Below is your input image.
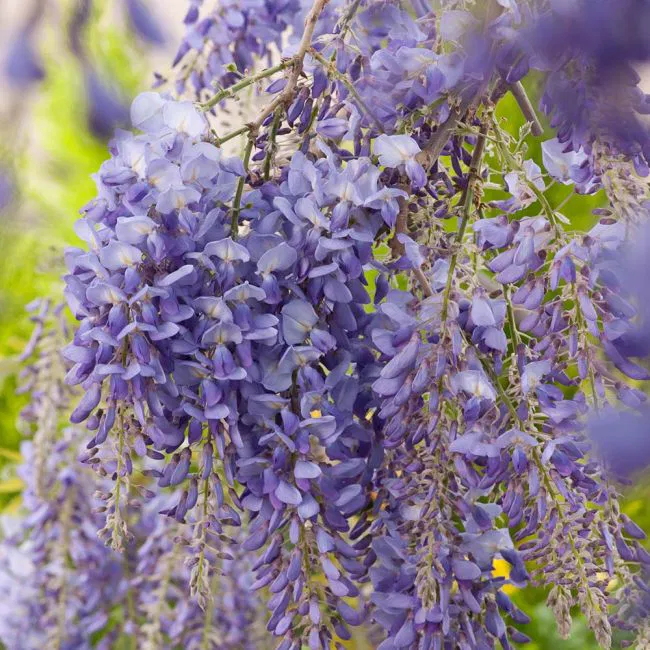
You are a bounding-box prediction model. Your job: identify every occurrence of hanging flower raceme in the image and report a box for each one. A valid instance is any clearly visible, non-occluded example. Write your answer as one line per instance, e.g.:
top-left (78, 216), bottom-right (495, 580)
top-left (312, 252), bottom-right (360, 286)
top-left (4, 1), bottom-right (650, 649)
top-left (62, 78), bottom-right (407, 643)
top-left (170, 0), bottom-right (323, 98)
top-left (0, 306), bottom-right (273, 650)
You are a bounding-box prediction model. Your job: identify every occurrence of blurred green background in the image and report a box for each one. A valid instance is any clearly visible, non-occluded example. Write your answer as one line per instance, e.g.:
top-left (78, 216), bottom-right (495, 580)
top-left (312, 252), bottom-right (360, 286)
top-left (0, 4), bottom-right (646, 649)
top-left (0, 2), bottom-right (151, 510)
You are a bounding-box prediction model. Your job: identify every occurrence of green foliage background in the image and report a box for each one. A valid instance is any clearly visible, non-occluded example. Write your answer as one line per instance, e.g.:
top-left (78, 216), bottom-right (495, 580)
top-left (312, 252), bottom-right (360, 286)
top-left (0, 10), bottom-right (646, 648)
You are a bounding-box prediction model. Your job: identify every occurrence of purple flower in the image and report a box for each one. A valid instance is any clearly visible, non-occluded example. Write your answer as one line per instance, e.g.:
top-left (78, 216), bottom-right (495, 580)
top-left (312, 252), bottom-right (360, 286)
top-left (374, 134), bottom-right (427, 188)
top-left (521, 360), bottom-right (552, 395)
top-left (18, 2), bottom-right (650, 647)
top-left (451, 370), bottom-right (497, 401)
top-left (125, 0), bottom-right (166, 45)
top-left (589, 408), bottom-right (650, 478)
top-left (85, 70), bottom-right (130, 139)
top-left (494, 160), bottom-right (545, 213)
top-left (0, 169), bottom-right (14, 212)
top-left (542, 138), bottom-right (596, 190)
top-left (4, 34), bottom-right (45, 87)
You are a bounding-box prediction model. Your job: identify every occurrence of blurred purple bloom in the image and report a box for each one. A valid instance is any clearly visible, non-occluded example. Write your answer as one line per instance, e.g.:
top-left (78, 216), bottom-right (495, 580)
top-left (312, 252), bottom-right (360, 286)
top-left (125, 0), bottom-right (166, 45)
top-left (4, 35), bottom-right (45, 87)
top-left (374, 134), bottom-right (426, 188)
top-left (0, 169), bottom-right (14, 212)
top-left (589, 408), bottom-right (650, 478)
top-left (86, 71), bottom-right (130, 139)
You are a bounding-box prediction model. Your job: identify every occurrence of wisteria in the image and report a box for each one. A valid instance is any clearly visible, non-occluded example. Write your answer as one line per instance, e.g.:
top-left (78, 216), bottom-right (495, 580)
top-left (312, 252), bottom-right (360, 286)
top-left (3, 0), bottom-right (650, 648)
top-left (0, 303), bottom-right (268, 649)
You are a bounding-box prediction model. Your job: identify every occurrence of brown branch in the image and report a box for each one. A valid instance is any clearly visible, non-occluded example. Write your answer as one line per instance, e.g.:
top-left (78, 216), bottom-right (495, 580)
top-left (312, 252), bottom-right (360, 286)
top-left (390, 96), bottom-right (475, 258)
top-left (415, 106), bottom-right (462, 171)
top-left (389, 184), bottom-right (411, 258)
top-left (389, 94), bottom-right (477, 257)
top-left (461, 122), bottom-right (489, 204)
top-left (414, 0), bottom-right (506, 172)
top-left (415, 90), bottom-right (482, 173)
top-left (406, 122), bottom-right (489, 300)
top-left (389, 195), bottom-right (434, 297)
top-left (508, 81), bottom-right (543, 137)
top-left (413, 267), bottom-right (433, 297)
top-left (247, 0), bottom-right (331, 134)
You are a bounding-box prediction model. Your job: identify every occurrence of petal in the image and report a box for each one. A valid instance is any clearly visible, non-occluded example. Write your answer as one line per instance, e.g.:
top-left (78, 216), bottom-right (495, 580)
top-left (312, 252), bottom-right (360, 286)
top-left (374, 134), bottom-right (421, 167)
top-left (282, 300), bottom-right (318, 344)
top-left (130, 91), bottom-right (166, 132)
top-left (471, 297), bottom-right (497, 327)
top-left (257, 242), bottom-right (297, 274)
top-left (380, 337), bottom-right (419, 379)
top-left (294, 460), bottom-right (322, 479)
top-left (70, 383), bottom-right (102, 423)
top-left (298, 493), bottom-right (320, 519)
top-left (99, 240), bottom-right (143, 270)
top-left (452, 558), bottom-right (482, 581)
top-left (162, 100), bottom-right (208, 138)
top-left (115, 215), bottom-right (157, 244)
top-left (156, 264), bottom-right (195, 287)
top-left (202, 322), bottom-right (243, 345)
top-left (203, 237), bottom-right (250, 262)
top-left (223, 282), bottom-right (266, 302)
top-left (300, 416), bottom-right (337, 442)
top-left (405, 158), bottom-right (426, 188)
top-left (276, 480), bottom-right (303, 505)
top-left (86, 282), bottom-right (127, 305)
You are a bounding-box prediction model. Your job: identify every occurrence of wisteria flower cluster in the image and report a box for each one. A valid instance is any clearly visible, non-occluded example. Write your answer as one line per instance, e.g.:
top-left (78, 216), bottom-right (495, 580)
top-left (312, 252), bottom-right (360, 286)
top-left (1, 301), bottom-right (268, 649)
top-left (3, 0), bottom-right (650, 649)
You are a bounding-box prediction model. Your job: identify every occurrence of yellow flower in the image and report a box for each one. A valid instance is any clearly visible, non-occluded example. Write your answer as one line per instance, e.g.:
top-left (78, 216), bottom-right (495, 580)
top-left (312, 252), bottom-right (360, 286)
top-left (492, 559), bottom-right (518, 595)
